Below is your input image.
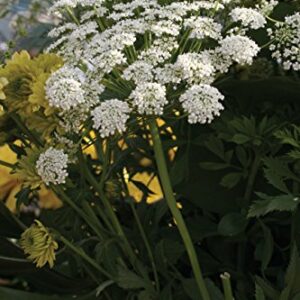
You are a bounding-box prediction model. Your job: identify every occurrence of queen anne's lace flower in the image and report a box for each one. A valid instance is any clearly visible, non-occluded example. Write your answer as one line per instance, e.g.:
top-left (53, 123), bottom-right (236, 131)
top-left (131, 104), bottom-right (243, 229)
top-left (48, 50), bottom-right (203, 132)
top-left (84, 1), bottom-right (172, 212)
top-left (219, 35), bottom-right (260, 65)
top-left (230, 8), bottom-right (266, 29)
top-left (91, 99), bottom-right (131, 138)
top-left (36, 147), bottom-right (69, 185)
top-left (268, 12), bottom-right (300, 71)
top-left (46, 66), bottom-right (86, 111)
top-left (179, 85), bottom-right (224, 124)
top-left (45, 0), bottom-right (274, 132)
top-left (184, 16), bottom-right (222, 40)
top-left (129, 83), bottom-right (167, 115)
top-left (175, 53), bottom-right (216, 85)
top-left (123, 61), bottom-right (154, 84)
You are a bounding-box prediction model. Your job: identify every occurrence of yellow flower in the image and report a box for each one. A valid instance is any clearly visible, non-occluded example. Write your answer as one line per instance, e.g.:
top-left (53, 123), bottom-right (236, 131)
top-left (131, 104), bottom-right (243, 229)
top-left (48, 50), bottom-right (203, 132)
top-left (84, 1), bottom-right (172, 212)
top-left (20, 220), bottom-right (58, 268)
top-left (0, 51), bottom-right (63, 137)
top-left (0, 77), bottom-right (9, 100)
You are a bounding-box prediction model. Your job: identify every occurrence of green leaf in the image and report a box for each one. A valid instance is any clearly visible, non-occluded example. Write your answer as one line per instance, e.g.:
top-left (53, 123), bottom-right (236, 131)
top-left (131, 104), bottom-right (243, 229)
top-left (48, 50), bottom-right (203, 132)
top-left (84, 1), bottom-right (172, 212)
top-left (259, 222), bottom-right (274, 271)
top-left (236, 146), bottom-right (248, 167)
top-left (255, 276), bottom-right (280, 300)
top-left (204, 137), bottom-right (225, 160)
top-left (182, 278), bottom-right (224, 300)
top-left (255, 283), bottom-right (266, 300)
top-left (263, 157), bottom-right (296, 193)
top-left (199, 162), bottom-right (229, 171)
top-left (218, 213), bottom-right (248, 237)
top-left (138, 290), bottom-right (154, 300)
top-left (220, 173), bottom-right (242, 189)
top-left (116, 267), bottom-right (149, 290)
top-left (231, 134), bottom-right (251, 144)
top-left (281, 246), bottom-right (300, 299)
top-left (248, 194), bottom-right (299, 218)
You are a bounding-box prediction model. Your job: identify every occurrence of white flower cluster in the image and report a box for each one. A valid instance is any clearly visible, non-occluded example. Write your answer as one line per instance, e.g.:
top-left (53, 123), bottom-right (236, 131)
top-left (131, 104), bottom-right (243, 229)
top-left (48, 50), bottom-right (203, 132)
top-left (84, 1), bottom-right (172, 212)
top-left (46, 0), bottom-right (268, 134)
top-left (230, 8), bottom-right (266, 30)
top-left (129, 83), bottom-right (167, 115)
top-left (184, 16), bottom-right (222, 40)
top-left (36, 147), bottom-right (69, 185)
top-left (268, 12), bottom-right (300, 71)
top-left (46, 66), bottom-right (86, 111)
top-left (219, 35), bottom-right (260, 65)
top-left (179, 85), bottom-right (224, 124)
top-left (91, 100), bottom-right (131, 138)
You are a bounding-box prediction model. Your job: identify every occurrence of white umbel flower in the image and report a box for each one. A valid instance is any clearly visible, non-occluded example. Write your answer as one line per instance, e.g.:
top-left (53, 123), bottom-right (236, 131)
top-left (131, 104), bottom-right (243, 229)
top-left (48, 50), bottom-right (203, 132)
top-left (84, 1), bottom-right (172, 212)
top-left (230, 8), bottom-right (266, 29)
top-left (268, 12), bottom-right (300, 71)
top-left (219, 35), bottom-right (260, 65)
top-left (176, 52), bottom-right (215, 84)
top-left (91, 99), bottom-right (131, 138)
top-left (184, 16), bottom-right (222, 40)
top-left (123, 61), bottom-right (154, 84)
top-left (46, 66), bottom-right (86, 111)
top-left (179, 84), bottom-right (224, 124)
top-left (129, 83), bottom-right (167, 115)
top-left (36, 148), bottom-right (69, 185)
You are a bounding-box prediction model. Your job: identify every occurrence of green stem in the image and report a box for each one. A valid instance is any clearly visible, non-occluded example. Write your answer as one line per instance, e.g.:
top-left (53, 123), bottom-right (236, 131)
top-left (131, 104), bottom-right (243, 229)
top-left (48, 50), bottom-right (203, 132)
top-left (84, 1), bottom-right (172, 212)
top-left (129, 201), bottom-right (160, 292)
top-left (58, 233), bottom-right (112, 278)
top-left (221, 273), bottom-right (234, 300)
top-left (79, 153), bottom-right (137, 264)
top-left (148, 119), bottom-right (210, 300)
top-left (65, 6), bottom-right (80, 25)
top-left (244, 151), bottom-right (261, 207)
top-left (52, 186), bottom-right (103, 240)
top-left (0, 160), bottom-right (15, 169)
top-left (10, 113), bottom-right (43, 147)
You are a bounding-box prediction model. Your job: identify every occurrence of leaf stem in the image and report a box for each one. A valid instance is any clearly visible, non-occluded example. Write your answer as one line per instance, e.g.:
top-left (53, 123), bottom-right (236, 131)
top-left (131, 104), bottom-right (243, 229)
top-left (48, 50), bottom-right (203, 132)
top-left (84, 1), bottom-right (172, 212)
top-left (0, 160), bottom-right (15, 169)
top-left (148, 118), bottom-right (210, 300)
top-left (57, 233), bottom-right (112, 278)
top-left (129, 201), bottom-right (160, 292)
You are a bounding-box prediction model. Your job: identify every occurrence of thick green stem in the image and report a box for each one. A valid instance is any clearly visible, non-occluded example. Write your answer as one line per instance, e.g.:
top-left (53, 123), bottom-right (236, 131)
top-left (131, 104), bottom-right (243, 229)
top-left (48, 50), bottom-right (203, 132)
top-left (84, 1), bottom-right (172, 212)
top-left (148, 119), bottom-right (210, 300)
top-left (221, 273), bottom-right (234, 300)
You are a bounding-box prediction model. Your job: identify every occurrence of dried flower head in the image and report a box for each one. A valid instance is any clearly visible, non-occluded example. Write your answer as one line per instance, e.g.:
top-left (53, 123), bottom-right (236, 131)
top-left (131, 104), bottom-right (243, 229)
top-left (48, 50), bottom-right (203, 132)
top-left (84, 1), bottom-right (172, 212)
top-left (20, 220), bottom-right (58, 268)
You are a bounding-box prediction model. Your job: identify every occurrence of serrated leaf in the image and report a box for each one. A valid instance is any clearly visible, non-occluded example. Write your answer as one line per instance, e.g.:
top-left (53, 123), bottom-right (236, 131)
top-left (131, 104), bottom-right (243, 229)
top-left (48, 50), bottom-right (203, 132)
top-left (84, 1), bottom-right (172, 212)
top-left (255, 276), bottom-right (280, 300)
top-left (263, 157), bottom-right (296, 193)
top-left (218, 212), bottom-right (248, 237)
top-left (248, 194), bottom-right (299, 218)
top-left (220, 172), bottom-right (242, 189)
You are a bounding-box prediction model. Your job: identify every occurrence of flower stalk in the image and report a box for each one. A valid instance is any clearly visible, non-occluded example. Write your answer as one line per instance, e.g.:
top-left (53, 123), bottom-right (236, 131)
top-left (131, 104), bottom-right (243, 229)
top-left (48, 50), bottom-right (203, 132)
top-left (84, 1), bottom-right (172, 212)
top-left (148, 118), bottom-right (210, 300)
